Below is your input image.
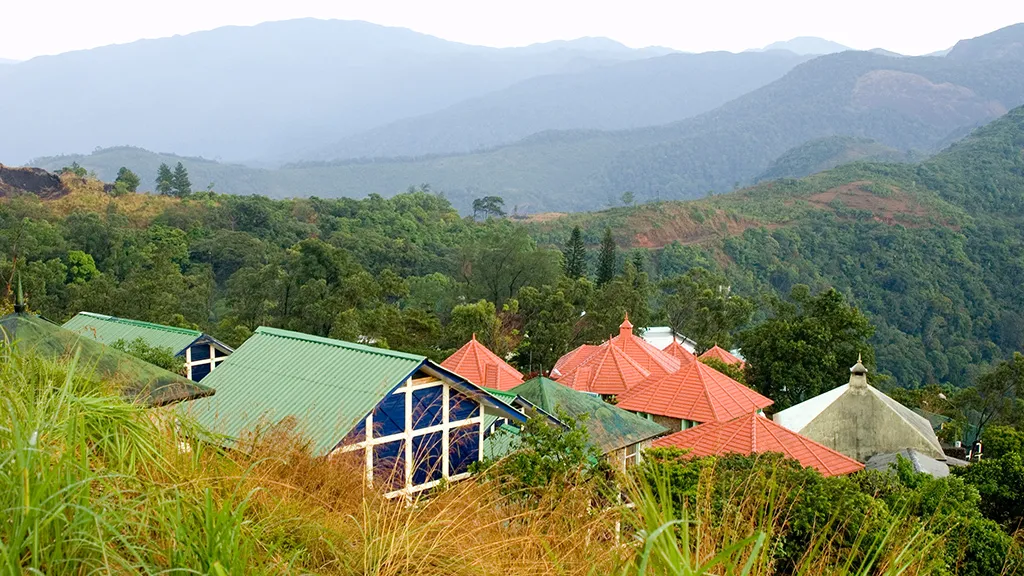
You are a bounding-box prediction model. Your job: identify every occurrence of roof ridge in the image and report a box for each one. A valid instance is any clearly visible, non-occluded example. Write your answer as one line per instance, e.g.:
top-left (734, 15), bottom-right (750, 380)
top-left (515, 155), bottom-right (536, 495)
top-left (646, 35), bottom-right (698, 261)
top-left (255, 326), bottom-right (426, 361)
top-left (76, 312), bottom-right (203, 337)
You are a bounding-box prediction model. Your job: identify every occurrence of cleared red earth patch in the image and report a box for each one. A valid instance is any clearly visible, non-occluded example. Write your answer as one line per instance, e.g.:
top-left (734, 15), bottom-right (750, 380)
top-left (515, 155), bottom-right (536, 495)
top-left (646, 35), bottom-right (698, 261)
top-left (805, 181), bottom-right (940, 226)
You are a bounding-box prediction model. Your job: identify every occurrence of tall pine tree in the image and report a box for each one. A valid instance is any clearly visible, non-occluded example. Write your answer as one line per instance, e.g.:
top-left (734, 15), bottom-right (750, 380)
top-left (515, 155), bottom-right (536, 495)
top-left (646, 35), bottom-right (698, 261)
top-left (563, 226), bottom-right (587, 279)
top-left (171, 162), bottom-right (192, 197)
top-left (596, 227), bottom-right (617, 286)
top-left (155, 163), bottom-right (173, 195)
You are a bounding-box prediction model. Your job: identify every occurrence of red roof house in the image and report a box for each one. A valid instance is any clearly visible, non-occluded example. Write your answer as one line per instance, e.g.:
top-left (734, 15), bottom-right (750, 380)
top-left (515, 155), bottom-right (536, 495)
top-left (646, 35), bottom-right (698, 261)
top-left (662, 340), bottom-right (697, 364)
top-left (607, 316), bottom-right (680, 378)
top-left (616, 360), bottom-right (772, 431)
top-left (556, 343), bottom-right (651, 396)
top-left (652, 412), bottom-right (864, 477)
top-left (441, 334), bottom-right (524, 391)
top-left (700, 345), bottom-right (744, 368)
top-left (552, 343), bottom-right (605, 378)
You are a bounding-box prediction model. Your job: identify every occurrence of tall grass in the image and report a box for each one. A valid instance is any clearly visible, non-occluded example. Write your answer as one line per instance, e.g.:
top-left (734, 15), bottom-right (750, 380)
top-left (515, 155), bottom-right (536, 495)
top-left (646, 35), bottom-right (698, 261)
top-left (0, 348), bottom-right (985, 574)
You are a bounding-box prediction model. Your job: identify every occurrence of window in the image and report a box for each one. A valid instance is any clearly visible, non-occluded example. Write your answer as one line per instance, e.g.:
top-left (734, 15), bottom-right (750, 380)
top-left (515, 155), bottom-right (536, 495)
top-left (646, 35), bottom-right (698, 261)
top-left (411, 432), bottom-right (443, 485)
top-left (214, 347), bottom-right (230, 358)
top-left (373, 393), bottom-right (406, 437)
top-left (190, 344), bottom-right (211, 361)
top-left (373, 440), bottom-right (405, 490)
top-left (449, 389), bottom-right (479, 421)
top-left (624, 443), bottom-right (641, 468)
top-left (191, 363), bottom-right (212, 382)
top-left (411, 386), bottom-right (443, 430)
top-left (449, 424), bottom-right (480, 476)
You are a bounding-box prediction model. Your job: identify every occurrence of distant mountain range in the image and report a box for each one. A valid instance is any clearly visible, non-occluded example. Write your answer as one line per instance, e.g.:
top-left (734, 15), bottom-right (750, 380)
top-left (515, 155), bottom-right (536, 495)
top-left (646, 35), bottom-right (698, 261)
top-left (302, 50), bottom-right (814, 162)
top-left (757, 37), bottom-right (851, 55)
top-left (0, 19), bottom-right (668, 164)
top-left (0, 58), bottom-right (18, 64)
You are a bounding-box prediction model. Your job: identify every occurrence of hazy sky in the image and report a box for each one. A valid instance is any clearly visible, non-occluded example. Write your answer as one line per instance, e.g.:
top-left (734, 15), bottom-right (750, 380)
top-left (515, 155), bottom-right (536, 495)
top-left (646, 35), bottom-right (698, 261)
top-left (3, 0), bottom-right (1023, 61)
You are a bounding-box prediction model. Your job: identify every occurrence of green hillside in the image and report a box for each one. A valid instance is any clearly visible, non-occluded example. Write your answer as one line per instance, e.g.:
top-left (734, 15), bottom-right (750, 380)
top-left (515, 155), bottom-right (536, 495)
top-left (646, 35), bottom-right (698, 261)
top-left (755, 136), bottom-right (920, 181)
top-left (530, 105), bottom-right (1024, 386)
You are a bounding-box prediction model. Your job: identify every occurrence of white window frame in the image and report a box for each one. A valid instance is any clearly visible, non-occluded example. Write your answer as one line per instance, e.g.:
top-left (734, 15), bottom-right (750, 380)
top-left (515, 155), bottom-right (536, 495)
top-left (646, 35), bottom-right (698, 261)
top-left (184, 342), bottom-right (232, 381)
top-left (335, 374), bottom-right (486, 498)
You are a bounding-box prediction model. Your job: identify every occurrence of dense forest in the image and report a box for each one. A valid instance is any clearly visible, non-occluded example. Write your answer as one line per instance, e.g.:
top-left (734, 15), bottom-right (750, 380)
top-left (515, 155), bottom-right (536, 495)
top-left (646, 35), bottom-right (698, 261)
top-left (4, 106), bottom-right (1024, 402)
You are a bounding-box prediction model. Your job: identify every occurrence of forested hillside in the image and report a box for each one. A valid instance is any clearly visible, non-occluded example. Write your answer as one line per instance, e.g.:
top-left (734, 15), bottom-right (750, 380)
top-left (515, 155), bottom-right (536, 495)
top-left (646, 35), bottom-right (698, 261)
top-left (7, 105), bottom-right (1024, 392)
top-left (32, 24), bottom-right (1024, 213)
top-left (754, 136), bottom-right (920, 181)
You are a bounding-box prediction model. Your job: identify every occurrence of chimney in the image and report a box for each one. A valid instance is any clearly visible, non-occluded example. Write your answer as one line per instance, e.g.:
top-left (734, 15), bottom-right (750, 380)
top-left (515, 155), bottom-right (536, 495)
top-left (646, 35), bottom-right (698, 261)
top-left (849, 353), bottom-right (868, 388)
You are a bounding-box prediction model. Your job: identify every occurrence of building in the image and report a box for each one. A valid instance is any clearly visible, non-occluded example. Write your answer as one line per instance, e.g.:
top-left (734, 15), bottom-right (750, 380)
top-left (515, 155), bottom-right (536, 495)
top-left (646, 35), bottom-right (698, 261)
top-left (616, 359), bottom-right (773, 431)
top-left (640, 326), bottom-right (697, 353)
top-left (553, 317), bottom-right (680, 380)
top-left (183, 326), bottom-right (527, 497)
top-left (652, 412), bottom-right (864, 477)
top-left (864, 449), bottom-right (969, 478)
top-left (509, 377), bottom-right (667, 470)
top-left (699, 345), bottom-right (744, 368)
top-left (63, 312), bottom-right (233, 382)
top-left (661, 340), bottom-right (697, 364)
top-left (773, 358), bottom-right (945, 462)
top-left (556, 342), bottom-right (651, 399)
top-left (1, 303), bottom-right (211, 406)
top-left (441, 334), bottom-right (524, 391)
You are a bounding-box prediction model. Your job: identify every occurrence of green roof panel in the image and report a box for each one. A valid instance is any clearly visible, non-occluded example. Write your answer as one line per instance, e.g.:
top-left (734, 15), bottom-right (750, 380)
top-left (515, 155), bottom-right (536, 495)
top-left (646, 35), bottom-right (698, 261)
top-left (182, 326), bottom-right (426, 456)
top-left (0, 313), bottom-right (212, 406)
top-left (510, 377), bottom-right (667, 454)
top-left (63, 312), bottom-right (203, 354)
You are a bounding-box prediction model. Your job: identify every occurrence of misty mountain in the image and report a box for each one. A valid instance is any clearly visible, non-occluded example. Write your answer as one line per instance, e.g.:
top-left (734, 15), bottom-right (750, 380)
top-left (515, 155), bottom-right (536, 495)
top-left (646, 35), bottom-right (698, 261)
top-left (0, 18), bottom-right (660, 165)
top-left (947, 23), bottom-right (1024, 61)
top-left (759, 37), bottom-right (850, 55)
top-left (306, 50), bottom-right (814, 161)
top-left (0, 58), bottom-right (18, 64)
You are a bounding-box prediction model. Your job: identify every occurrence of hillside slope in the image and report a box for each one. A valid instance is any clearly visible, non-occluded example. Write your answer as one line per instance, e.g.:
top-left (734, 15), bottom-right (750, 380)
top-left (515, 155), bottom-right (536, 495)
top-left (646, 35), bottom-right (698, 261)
top-left (0, 19), bottom-right (657, 164)
top-left (530, 106), bottom-right (1024, 386)
top-left (306, 50), bottom-right (813, 161)
top-left (754, 136), bottom-right (919, 181)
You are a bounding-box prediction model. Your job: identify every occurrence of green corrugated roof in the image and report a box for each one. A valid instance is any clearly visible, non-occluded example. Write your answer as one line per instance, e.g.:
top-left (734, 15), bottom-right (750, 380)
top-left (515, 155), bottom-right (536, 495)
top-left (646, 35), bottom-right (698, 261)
top-left (483, 424), bottom-right (522, 460)
top-left (0, 313), bottom-right (212, 406)
top-left (182, 326), bottom-right (428, 456)
top-left (510, 377), bottom-right (667, 454)
top-left (62, 312), bottom-right (203, 354)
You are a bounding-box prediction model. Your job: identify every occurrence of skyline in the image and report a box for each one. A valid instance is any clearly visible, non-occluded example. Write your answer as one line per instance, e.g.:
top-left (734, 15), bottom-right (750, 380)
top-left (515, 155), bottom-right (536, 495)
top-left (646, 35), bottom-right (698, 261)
top-left (2, 1), bottom-right (1023, 61)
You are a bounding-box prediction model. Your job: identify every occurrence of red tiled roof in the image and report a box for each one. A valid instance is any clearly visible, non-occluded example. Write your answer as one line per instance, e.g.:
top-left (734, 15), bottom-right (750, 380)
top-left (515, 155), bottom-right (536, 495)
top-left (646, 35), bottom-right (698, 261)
top-left (441, 335), bottom-right (524, 391)
top-left (552, 343), bottom-right (605, 378)
top-left (607, 315), bottom-right (680, 377)
top-left (617, 360), bottom-right (772, 423)
top-left (556, 343), bottom-right (650, 396)
top-left (662, 340), bottom-right (697, 364)
top-left (652, 412), bottom-right (864, 477)
top-left (700, 345), bottom-right (744, 367)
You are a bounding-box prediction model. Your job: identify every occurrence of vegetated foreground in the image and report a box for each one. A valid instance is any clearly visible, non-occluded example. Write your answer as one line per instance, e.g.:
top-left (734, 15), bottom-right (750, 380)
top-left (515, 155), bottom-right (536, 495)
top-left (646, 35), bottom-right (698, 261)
top-left (3, 348), bottom-right (1022, 575)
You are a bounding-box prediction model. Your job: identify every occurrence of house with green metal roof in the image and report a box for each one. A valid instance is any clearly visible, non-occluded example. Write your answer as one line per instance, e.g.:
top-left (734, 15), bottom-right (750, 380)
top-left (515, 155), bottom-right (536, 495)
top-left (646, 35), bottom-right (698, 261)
top-left (63, 312), bottom-right (233, 382)
top-left (182, 326), bottom-right (528, 498)
top-left (509, 377), bottom-right (668, 471)
top-left (1, 308), bottom-right (212, 407)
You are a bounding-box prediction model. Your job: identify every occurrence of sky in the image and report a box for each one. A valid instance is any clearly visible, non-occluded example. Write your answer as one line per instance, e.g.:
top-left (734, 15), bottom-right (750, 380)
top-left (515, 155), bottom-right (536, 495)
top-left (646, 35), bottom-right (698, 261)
top-left (2, 0), bottom-right (1023, 61)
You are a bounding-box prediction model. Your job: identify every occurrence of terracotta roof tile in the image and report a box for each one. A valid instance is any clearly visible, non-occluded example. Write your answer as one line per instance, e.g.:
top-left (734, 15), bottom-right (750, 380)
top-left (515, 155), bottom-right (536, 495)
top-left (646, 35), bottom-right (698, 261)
top-left (556, 343), bottom-right (650, 396)
top-left (662, 340), bottom-right (697, 364)
top-left (441, 335), bottom-right (524, 391)
top-left (700, 345), bottom-right (744, 367)
top-left (653, 413), bottom-right (864, 477)
top-left (552, 343), bottom-right (605, 378)
top-left (617, 360), bottom-right (772, 423)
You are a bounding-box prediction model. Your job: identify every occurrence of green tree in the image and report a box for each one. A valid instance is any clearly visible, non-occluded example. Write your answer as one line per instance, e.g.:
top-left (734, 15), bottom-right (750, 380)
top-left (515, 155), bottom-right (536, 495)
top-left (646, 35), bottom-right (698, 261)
top-left (155, 163), bottom-right (174, 195)
top-left (471, 196), bottom-right (506, 220)
top-left (957, 352), bottom-right (1024, 445)
top-left (739, 285), bottom-right (875, 409)
top-left (114, 167), bottom-right (141, 194)
top-left (516, 277), bottom-right (593, 372)
top-left (596, 227), bottom-right (616, 287)
top-left (562, 226), bottom-right (587, 279)
top-left (457, 222), bottom-right (560, 306)
top-left (171, 162), bottom-right (192, 197)
top-left (65, 250), bottom-right (99, 284)
top-left (58, 162), bottom-right (87, 178)
top-left (111, 337), bottom-right (185, 375)
top-left (659, 268), bottom-right (754, 351)
top-left (621, 191), bottom-right (635, 206)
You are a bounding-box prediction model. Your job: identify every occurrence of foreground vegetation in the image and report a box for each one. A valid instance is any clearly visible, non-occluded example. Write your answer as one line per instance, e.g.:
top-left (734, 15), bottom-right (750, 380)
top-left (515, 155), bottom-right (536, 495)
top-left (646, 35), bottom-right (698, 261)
top-left (3, 350), bottom-right (1024, 575)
